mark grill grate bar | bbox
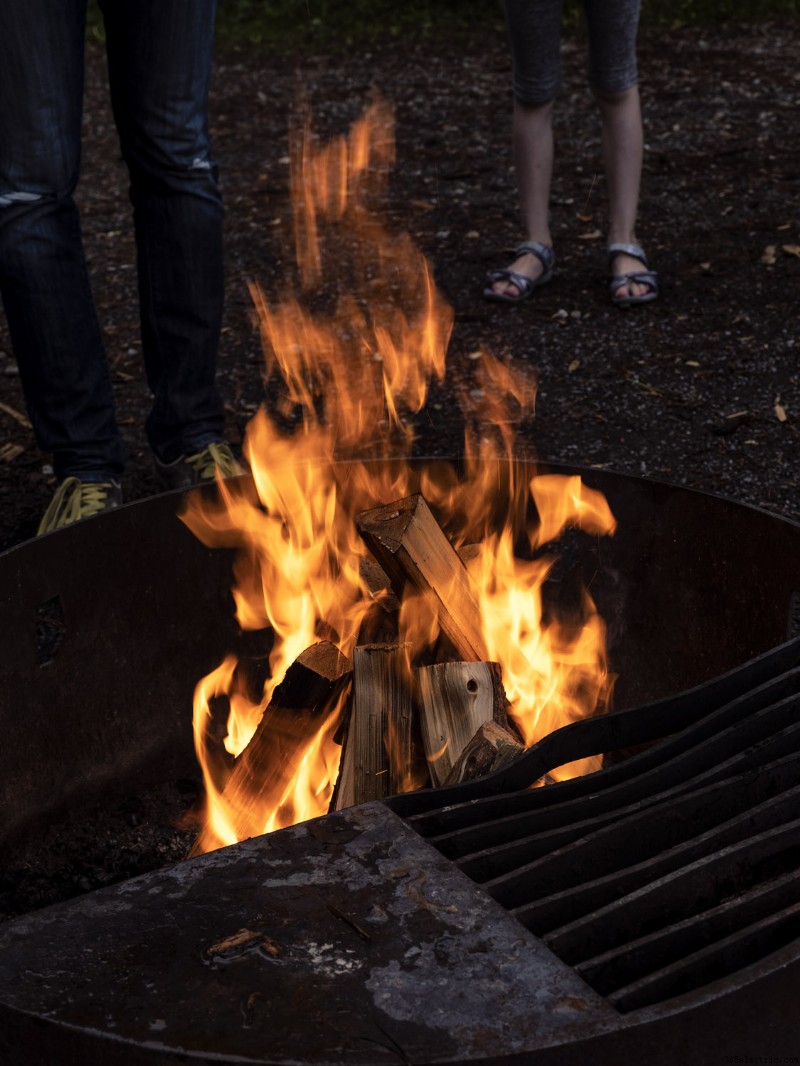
[389,636,800,827]
[432,683,800,860]
[455,807,624,882]
[607,898,800,1013]
[542,816,800,965]
[404,658,800,842]
[474,747,800,891]
[504,759,800,923]
[460,744,800,885]
[393,638,800,1014]
[576,867,800,996]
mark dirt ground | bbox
[0,19,799,550]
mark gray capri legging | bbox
[504,0,641,106]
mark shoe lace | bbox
[37,478,117,535]
[186,442,240,481]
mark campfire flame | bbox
[184,97,616,855]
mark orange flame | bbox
[184,96,616,854]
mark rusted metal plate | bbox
[3,802,800,1065]
[0,803,614,1065]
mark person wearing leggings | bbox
[484,0,658,307]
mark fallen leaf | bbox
[775,402,788,423]
[205,928,282,961]
[576,212,593,223]
[0,401,32,429]
[685,360,701,367]
[0,443,24,463]
[206,929,262,958]
[761,245,777,264]
[568,359,580,373]
[577,229,602,241]
[782,244,800,258]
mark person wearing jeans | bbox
[0,0,240,535]
[484,0,658,308]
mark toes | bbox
[492,280,520,298]
[613,279,650,301]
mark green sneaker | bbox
[37,477,123,536]
[153,441,243,491]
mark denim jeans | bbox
[0,0,225,479]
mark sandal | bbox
[484,240,555,303]
[608,242,658,307]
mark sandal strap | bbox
[515,240,555,274]
[610,270,659,293]
[485,267,537,296]
[608,242,650,270]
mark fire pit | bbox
[4,95,800,1064]
[2,461,800,1064]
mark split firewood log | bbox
[443,719,525,786]
[188,640,352,857]
[356,557,400,646]
[415,660,514,786]
[356,494,488,663]
[332,642,417,809]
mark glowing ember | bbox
[183,96,616,856]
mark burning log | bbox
[356,557,400,646]
[443,719,525,786]
[332,643,416,809]
[416,660,513,786]
[189,640,352,856]
[356,494,488,663]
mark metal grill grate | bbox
[388,636,800,1013]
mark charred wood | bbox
[188,640,352,857]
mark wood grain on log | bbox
[333,642,413,808]
[416,660,510,786]
[356,494,488,663]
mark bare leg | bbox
[489,97,555,298]
[594,84,648,299]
